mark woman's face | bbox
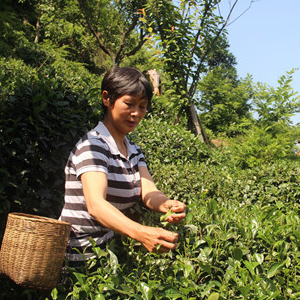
[103,92,148,137]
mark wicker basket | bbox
[0,213,71,290]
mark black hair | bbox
[101,66,153,114]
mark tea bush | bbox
[225,124,300,169]
[0,58,99,240]
[52,156,300,300]
[46,120,300,299]
[130,116,211,172]
[2,66,300,299]
[2,112,300,299]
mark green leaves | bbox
[227,124,300,169]
[138,282,152,300]
[160,209,173,227]
[2,1,300,299]
[253,68,300,125]
[267,262,285,279]
[2,112,298,299]
[207,293,219,300]
[58,154,300,299]
[0,57,99,230]
[198,67,253,136]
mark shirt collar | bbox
[93,122,137,157]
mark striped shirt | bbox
[59,122,147,262]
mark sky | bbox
[218,0,300,125]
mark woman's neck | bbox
[103,120,127,157]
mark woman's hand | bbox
[163,200,186,224]
[140,166,186,221]
[136,225,179,253]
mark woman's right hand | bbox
[136,225,178,253]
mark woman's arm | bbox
[139,166,186,223]
[81,171,179,253]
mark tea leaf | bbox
[160,209,173,222]
[164,287,182,299]
[108,249,119,274]
[233,247,243,261]
[50,288,58,300]
[139,282,151,300]
[207,292,219,300]
[244,261,259,276]
[267,262,284,278]
[73,272,87,285]
[254,253,264,264]
[160,209,174,227]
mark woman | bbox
[59,66,186,266]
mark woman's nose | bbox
[130,106,145,116]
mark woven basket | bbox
[0,213,71,290]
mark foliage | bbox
[146,0,225,93]
[216,124,300,169]
[143,0,242,136]
[1,0,300,299]
[47,154,300,300]
[198,67,253,136]
[44,118,300,299]
[74,0,151,65]
[42,0,106,73]
[2,108,300,299]
[1,0,250,137]
[120,44,163,74]
[129,116,210,173]
[253,69,300,126]
[0,58,99,240]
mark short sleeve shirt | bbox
[59,122,147,261]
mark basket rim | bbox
[7,212,71,226]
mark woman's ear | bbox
[102,90,110,107]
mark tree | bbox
[1,0,245,142]
[253,69,300,126]
[144,0,241,143]
[4,0,152,71]
[198,68,253,136]
[76,0,151,65]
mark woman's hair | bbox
[101,66,153,113]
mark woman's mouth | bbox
[127,120,137,127]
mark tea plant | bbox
[46,152,300,300]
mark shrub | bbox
[130,116,210,173]
[56,158,300,300]
[0,60,99,241]
[224,125,300,169]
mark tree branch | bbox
[188,0,239,98]
[77,0,114,61]
[119,30,148,63]
[115,15,141,64]
[185,0,215,83]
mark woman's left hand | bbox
[163,200,186,224]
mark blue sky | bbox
[218,0,300,124]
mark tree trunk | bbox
[188,100,202,138]
[174,100,211,146]
[185,100,211,147]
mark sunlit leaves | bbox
[253,68,300,125]
[61,123,300,299]
[143,0,229,127]
[198,66,253,136]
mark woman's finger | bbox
[170,202,186,213]
[166,212,186,223]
